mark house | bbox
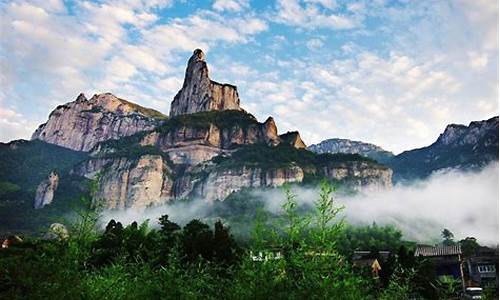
[464,246,499,290]
[352,250,391,277]
[414,244,464,280]
[1,235,23,249]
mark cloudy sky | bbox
[0,0,498,153]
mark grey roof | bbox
[414,244,462,257]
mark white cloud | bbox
[274,0,359,30]
[212,0,249,12]
[0,106,37,142]
[253,162,499,245]
[306,38,324,50]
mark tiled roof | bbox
[414,244,462,257]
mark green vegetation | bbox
[155,109,259,133]
[93,110,259,159]
[1,181,484,299]
[0,140,91,236]
[212,142,377,170]
[117,97,168,119]
[81,106,103,113]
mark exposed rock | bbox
[44,223,69,240]
[32,93,166,151]
[436,116,499,147]
[308,138,394,164]
[75,155,174,209]
[34,171,59,209]
[169,49,241,116]
[279,131,307,149]
[319,162,393,188]
[390,116,499,181]
[192,165,304,202]
[95,110,282,166]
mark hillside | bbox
[0,140,90,235]
[389,116,499,181]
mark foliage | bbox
[460,237,480,257]
[212,142,376,170]
[0,140,91,236]
[441,228,455,245]
[1,182,481,299]
[433,276,461,299]
[336,223,406,257]
[155,109,259,133]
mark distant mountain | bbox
[308,138,395,164]
[389,116,499,181]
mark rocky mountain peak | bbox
[191,48,206,62]
[76,92,87,102]
[169,49,241,117]
[32,92,165,151]
[435,116,499,147]
[280,131,307,149]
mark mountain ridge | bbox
[308,138,395,164]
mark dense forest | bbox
[0,181,497,299]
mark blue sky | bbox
[0,0,498,153]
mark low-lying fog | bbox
[100,162,499,246]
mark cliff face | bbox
[191,165,305,202]
[319,162,392,188]
[93,110,282,166]
[170,49,241,117]
[32,93,166,152]
[34,171,59,209]
[74,155,173,209]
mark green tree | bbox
[460,237,479,257]
[441,228,455,245]
[182,219,214,262]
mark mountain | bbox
[2,49,392,224]
[32,93,166,151]
[308,138,394,164]
[389,116,499,181]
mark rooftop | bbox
[414,244,462,257]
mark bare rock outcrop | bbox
[94,110,282,166]
[34,171,59,209]
[279,131,307,149]
[169,49,242,116]
[75,155,174,209]
[319,162,393,188]
[191,165,305,202]
[32,93,166,151]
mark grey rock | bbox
[32,93,165,151]
[308,138,394,164]
[169,49,242,116]
[34,171,59,209]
